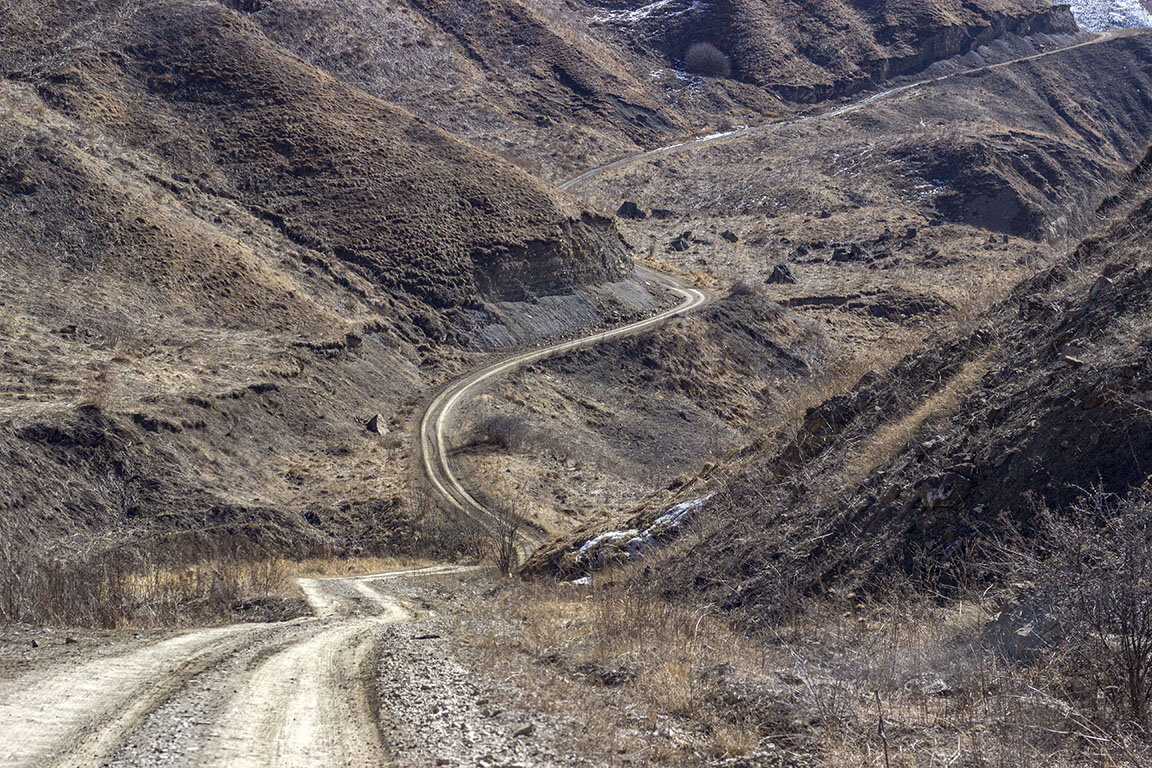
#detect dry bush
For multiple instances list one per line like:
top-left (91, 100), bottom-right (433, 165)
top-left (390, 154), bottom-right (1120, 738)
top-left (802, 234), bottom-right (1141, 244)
top-left (728, 279), bottom-right (758, 297)
top-left (469, 414), bottom-right (530, 451)
top-left (1003, 490), bottom-right (1152, 733)
top-left (0, 535), bottom-right (299, 628)
top-left (490, 508), bottom-right (523, 578)
top-left (685, 42), bottom-right (731, 79)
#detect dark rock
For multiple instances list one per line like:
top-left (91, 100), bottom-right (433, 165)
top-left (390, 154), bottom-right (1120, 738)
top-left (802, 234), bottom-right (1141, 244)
top-left (616, 201), bottom-right (647, 220)
top-left (766, 264), bottom-right (798, 284)
top-left (64, 636), bottom-right (78, 645)
top-left (721, 230), bottom-right (739, 243)
top-left (818, 208), bottom-right (832, 219)
top-left (669, 236), bottom-right (691, 252)
top-left (365, 413), bottom-right (387, 434)
top-left (650, 208), bottom-right (677, 220)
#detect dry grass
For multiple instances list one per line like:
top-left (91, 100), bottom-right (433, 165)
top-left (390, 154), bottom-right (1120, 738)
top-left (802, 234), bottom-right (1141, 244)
top-left (0, 537), bottom-right (302, 628)
top-left (468, 571), bottom-right (772, 765)
top-left (839, 349), bottom-right (993, 487)
top-left (467, 565), bottom-right (1151, 767)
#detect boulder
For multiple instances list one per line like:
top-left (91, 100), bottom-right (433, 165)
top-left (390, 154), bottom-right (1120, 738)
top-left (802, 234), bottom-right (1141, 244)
top-left (766, 264), bottom-right (797, 284)
top-left (721, 230), bottom-right (739, 243)
top-left (616, 201), bottom-right (647, 220)
top-left (651, 208), bottom-right (677, 220)
top-left (365, 413), bottom-right (388, 434)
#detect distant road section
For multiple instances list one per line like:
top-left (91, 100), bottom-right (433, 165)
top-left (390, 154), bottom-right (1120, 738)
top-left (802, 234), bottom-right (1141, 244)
top-left (418, 267), bottom-right (711, 542)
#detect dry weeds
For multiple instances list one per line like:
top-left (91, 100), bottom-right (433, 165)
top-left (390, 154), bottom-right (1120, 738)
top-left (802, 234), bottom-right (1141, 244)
top-left (468, 562), bottom-right (1150, 767)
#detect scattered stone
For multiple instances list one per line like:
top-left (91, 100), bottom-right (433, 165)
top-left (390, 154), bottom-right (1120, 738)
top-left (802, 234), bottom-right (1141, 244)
top-left (720, 230), bottom-right (739, 243)
top-left (904, 675), bottom-right (952, 697)
top-left (616, 201), bottom-right (646, 220)
top-left (30, 639), bottom-right (38, 648)
top-left (650, 208), bottom-right (677, 219)
top-left (513, 723), bottom-right (535, 738)
top-left (668, 231), bottom-right (693, 251)
top-left (1089, 276), bottom-right (1114, 301)
top-left (818, 208), bottom-right (832, 219)
top-left (766, 264), bottom-right (798, 284)
top-left (365, 413), bottom-right (387, 434)
top-left (64, 636), bottom-right (78, 645)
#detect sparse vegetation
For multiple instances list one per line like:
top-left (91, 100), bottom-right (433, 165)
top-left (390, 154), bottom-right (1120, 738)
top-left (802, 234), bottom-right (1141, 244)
top-left (0, 535), bottom-right (299, 628)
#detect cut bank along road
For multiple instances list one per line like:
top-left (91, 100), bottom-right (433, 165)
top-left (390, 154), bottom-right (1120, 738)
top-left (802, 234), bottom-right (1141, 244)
top-left (559, 29), bottom-right (1129, 192)
top-left (419, 266), bottom-right (711, 543)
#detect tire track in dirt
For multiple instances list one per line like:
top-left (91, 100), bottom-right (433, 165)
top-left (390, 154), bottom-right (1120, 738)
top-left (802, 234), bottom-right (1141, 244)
top-left (0, 567), bottom-right (472, 768)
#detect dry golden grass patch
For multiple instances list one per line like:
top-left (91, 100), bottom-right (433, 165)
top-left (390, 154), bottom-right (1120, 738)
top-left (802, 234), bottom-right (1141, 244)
top-left (839, 349), bottom-right (994, 488)
top-left (466, 573), bottom-right (785, 765)
top-left (461, 561), bottom-right (1150, 767)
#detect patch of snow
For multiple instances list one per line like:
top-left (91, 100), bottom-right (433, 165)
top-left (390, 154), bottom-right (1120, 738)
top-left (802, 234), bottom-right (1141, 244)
top-left (571, 576), bottom-right (592, 585)
top-left (1067, 0), bottom-right (1152, 31)
top-left (591, 1), bottom-right (710, 25)
top-left (573, 494), bottom-right (714, 568)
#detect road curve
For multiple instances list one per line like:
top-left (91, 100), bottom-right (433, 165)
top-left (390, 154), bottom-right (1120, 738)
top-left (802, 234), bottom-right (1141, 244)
top-left (559, 30), bottom-right (1124, 192)
top-left (0, 565), bottom-right (473, 768)
top-left (419, 266), bottom-right (712, 542)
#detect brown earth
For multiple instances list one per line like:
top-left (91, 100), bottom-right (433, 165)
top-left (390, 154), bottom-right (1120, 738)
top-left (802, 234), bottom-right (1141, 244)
top-left (530, 142), bottom-right (1152, 618)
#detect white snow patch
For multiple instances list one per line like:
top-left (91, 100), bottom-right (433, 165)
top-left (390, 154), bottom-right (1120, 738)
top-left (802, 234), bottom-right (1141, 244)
top-left (573, 494), bottom-right (714, 568)
top-left (1067, 0), bottom-right (1152, 31)
top-left (591, 1), bottom-right (710, 25)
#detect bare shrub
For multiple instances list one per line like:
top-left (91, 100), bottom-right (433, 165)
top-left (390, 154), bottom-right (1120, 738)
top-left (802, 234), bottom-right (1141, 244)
top-left (490, 508), bottom-right (524, 578)
top-left (470, 414), bottom-right (529, 451)
top-left (728, 279), bottom-right (758, 297)
top-left (685, 42), bottom-right (731, 78)
top-left (1006, 490), bottom-right (1152, 731)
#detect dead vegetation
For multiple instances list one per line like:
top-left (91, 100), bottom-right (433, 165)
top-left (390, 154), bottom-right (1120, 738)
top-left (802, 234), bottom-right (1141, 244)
top-left (470, 533), bottom-right (1152, 767)
top-left (0, 535), bottom-right (301, 628)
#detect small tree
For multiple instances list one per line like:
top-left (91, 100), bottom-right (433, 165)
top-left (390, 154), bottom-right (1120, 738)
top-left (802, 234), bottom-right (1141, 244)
top-left (1011, 491), bottom-right (1152, 729)
top-left (491, 508), bottom-right (524, 578)
top-left (685, 43), bottom-right (731, 78)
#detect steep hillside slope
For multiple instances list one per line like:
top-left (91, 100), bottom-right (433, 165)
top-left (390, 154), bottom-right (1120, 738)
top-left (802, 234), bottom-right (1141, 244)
top-left (219, 0), bottom-right (1088, 177)
top-left (0, 0), bottom-right (646, 562)
top-left (532, 160), bottom-right (1152, 611)
top-left (591, 0), bottom-right (1079, 101)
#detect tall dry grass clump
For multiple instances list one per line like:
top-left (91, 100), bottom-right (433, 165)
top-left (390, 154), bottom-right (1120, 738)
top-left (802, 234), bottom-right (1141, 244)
top-left (0, 534), bottom-right (298, 628)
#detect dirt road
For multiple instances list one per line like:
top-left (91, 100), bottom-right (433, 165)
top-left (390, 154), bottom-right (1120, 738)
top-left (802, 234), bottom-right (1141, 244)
top-left (418, 265), bottom-right (712, 542)
top-left (558, 30), bottom-right (1127, 192)
top-left (0, 566), bottom-right (470, 768)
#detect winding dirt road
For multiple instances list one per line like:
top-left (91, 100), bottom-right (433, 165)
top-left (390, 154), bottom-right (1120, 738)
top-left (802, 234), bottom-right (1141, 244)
top-left (1, 25), bottom-right (1139, 768)
top-left (0, 566), bottom-right (468, 768)
top-left (418, 265), bottom-right (711, 542)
